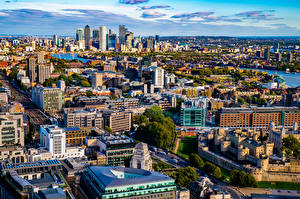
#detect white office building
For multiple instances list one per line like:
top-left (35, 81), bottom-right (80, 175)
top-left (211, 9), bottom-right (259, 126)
top-left (99, 26), bottom-right (107, 51)
top-left (153, 67), bottom-right (165, 89)
top-left (40, 125), bottom-right (66, 158)
top-left (39, 125), bottom-right (85, 160)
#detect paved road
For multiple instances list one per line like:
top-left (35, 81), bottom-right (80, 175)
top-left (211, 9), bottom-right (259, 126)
top-left (151, 149), bottom-right (243, 199)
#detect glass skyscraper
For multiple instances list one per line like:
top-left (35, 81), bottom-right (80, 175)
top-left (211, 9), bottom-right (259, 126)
top-left (76, 28), bottom-right (84, 41)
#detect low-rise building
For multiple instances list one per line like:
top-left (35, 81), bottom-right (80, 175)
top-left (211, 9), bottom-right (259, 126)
top-left (180, 97), bottom-right (207, 127)
top-left (103, 110), bottom-right (132, 133)
top-left (74, 166), bottom-right (177, 199)
top-left (0, 112), bottom-right (24, 146)
top-left (99, 134), bottom-right (136, 166)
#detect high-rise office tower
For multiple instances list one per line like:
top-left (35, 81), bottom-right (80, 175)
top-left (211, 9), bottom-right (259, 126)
top-left (125, 32), bottom-right (134, 50)
top-left (84, 25), bottom-right (91, 50)
top-left (108, 33), bottom-right (117, 50)
top-left (274, 42), bottom-right (280, 53)
top-left (146, 36), bottom-right (154, 49)
top-left (37, 65), bottom-right (50, 84)
top-left (276, 52), bottom-right (282, 62)
top-left (99, 26), bottom-right (107, 51)
top-left (92, 73), bottom-right (103, 88)
top-left (153, 67), bottom-right (164, 88)
top-left (93, 28), bottom-right (100, 41)
top-left (62, 39), bottom-right (66, 49)
top-left (264, 47), bottom-right (270, 61)
top-left (119, 25), bottom-right (127, 46)
top-left (287, 52), bottom-right (293, 63)
top-left (37, 52), bottom-right (45, 64)
top-left (155, 35), bottom-right (160, 43)
top-left (57, 80), bottom-right (66, 92)
top-left (53, 34), bottom-right (58, 46)
top-left (27, 58), bottom-right (36, 83)
top-left (76, 28), bottom-right (84, 41)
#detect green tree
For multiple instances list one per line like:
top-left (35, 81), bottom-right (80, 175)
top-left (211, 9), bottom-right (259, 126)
top-left (105, 126), bottom-right (113, 134)
top-left (86, 91), bottom-right (94, 98)
top-left (9, 67), bottom-right (18, 79)
top-left (144, 105), bottom-right (164, 121)
top-left (189, 153), bottom-right (204, 169)
top-left (238, 97), bottom-right (245, 104)
top-left (204, 162), bottom-right (223, 179)
top-left (230, 170), bottom-right (257, 187)
top-left (281, 135), bottom-right (300, 159)
top-left (80, 80), bottom-right (90, 87)
top-left (175, 166), bottom-right (199, 187)
top-left (135, 106), bottom-right (176, 150)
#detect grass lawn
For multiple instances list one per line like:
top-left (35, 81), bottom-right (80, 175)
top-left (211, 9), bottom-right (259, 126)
top-left (258, 181), bottom-right (300, 191)
top-left (176, 136), bottom-right (197, 159)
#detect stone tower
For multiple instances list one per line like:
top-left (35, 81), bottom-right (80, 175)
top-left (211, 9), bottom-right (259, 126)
top-left (130, 142), bottom-right (152, 171)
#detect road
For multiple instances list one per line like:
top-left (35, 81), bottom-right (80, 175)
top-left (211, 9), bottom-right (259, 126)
top-left (151, 150), bottom-right (243, 199)
top-left (0, 75), bottom-right (49, 128)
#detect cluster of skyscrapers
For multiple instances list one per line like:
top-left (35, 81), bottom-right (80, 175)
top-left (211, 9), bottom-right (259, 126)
top-left (75, 25), bottom-right (159, 51)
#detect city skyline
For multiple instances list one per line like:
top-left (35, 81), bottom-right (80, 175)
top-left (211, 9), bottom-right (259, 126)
top-left (0, 0), bottom-right (300, 36)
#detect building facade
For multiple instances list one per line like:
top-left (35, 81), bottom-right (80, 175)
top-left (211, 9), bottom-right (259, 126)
top-left (99, 135), bottom-right (136, 166)
top-left (32, 86), bottom-right (63, 113)
top-left (216, 107), bottom-right (300, 128)
top-left (75, 166), bottom-right (177, 199)
top-left (0, 112), bottom-right (24, 147)
top-left (180, 98), bottom-right (207, 127)
top-left (103, 111), bottom-right (132, 133)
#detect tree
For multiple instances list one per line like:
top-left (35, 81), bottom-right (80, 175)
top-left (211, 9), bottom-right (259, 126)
top-left (9, 67), bottom-right (18, 79)
top-left (230, 170), bottom-right (257, 187)
top-left (281, 135), bottom-right (300, 159)
top-left (238, 97), bottom-right (245, 104)
top-left (135, 106), bottom-right (176, 150)
top-left (80, 80), bottom-right (90, 87)
top-left (144, 105), bottom-right (164, 122)
top-left (189, 153), bottom-right (204, 169)
top-left (204, 162), bottom-right (223, 179)
top-left (86, 91), bottom-right (94, 98)
top-left (175, 166), bottom-right (199, 187)
top-left (105, 126), bottom-right (113, 134)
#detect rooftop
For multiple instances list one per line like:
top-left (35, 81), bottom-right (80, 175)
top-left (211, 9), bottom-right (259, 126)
top-left (1, 159), bottom-right (61, 170)
top-left (88, 166), bottom-right (174, 188)
top-left (100, 135), bottom-right (135, 145)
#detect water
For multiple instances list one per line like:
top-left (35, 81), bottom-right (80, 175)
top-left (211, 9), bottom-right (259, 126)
top-left (51, 53), bottom-right (89, 63)
top-left (241, 68), bottom-right (300, 88)
top-left (51, 53), bottom-right (300, 87)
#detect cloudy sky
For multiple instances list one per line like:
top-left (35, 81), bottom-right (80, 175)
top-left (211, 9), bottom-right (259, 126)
top-left (0, 0), bottom-right (300, 36)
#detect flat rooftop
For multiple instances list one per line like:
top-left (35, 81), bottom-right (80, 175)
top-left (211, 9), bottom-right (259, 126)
top-left (100, 135), bottom-right (135, 145)
top-left (220, 106), bottom-right (300, 113)
top-left (88, 166), bottom-right (174, 188)
top-left (1, 159), bottom-right (61, 170)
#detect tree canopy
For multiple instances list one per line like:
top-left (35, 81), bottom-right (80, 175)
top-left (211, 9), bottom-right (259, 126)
top-left (230, 170), bottom-right (257, 188)
top-left (281, 135), bottom-right (300, 159)
top-left (135, 106), bottom-right (176, 150)
top-left (175, 166), bottom-right (199, 187)
top-left (189, 153), bottom-right (204, 169)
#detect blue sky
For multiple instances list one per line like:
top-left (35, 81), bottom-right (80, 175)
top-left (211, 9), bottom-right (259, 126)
top-left (0, 0), bottom-right (300, 36)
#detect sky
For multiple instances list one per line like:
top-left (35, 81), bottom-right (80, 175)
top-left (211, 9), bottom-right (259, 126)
top-left (0, 0), bottom-right (300, 36)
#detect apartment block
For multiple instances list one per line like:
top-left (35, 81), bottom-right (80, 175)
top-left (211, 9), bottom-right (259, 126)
top-left (216, 106), bottom-right (300, 128)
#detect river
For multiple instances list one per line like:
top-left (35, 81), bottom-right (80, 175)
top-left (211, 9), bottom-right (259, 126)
top-left (51, 53), bottom-right (89, 63)
top-left (241, 68), bottom-right (300, 88)
top-left (51, 53), bottom-right (300, 87)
